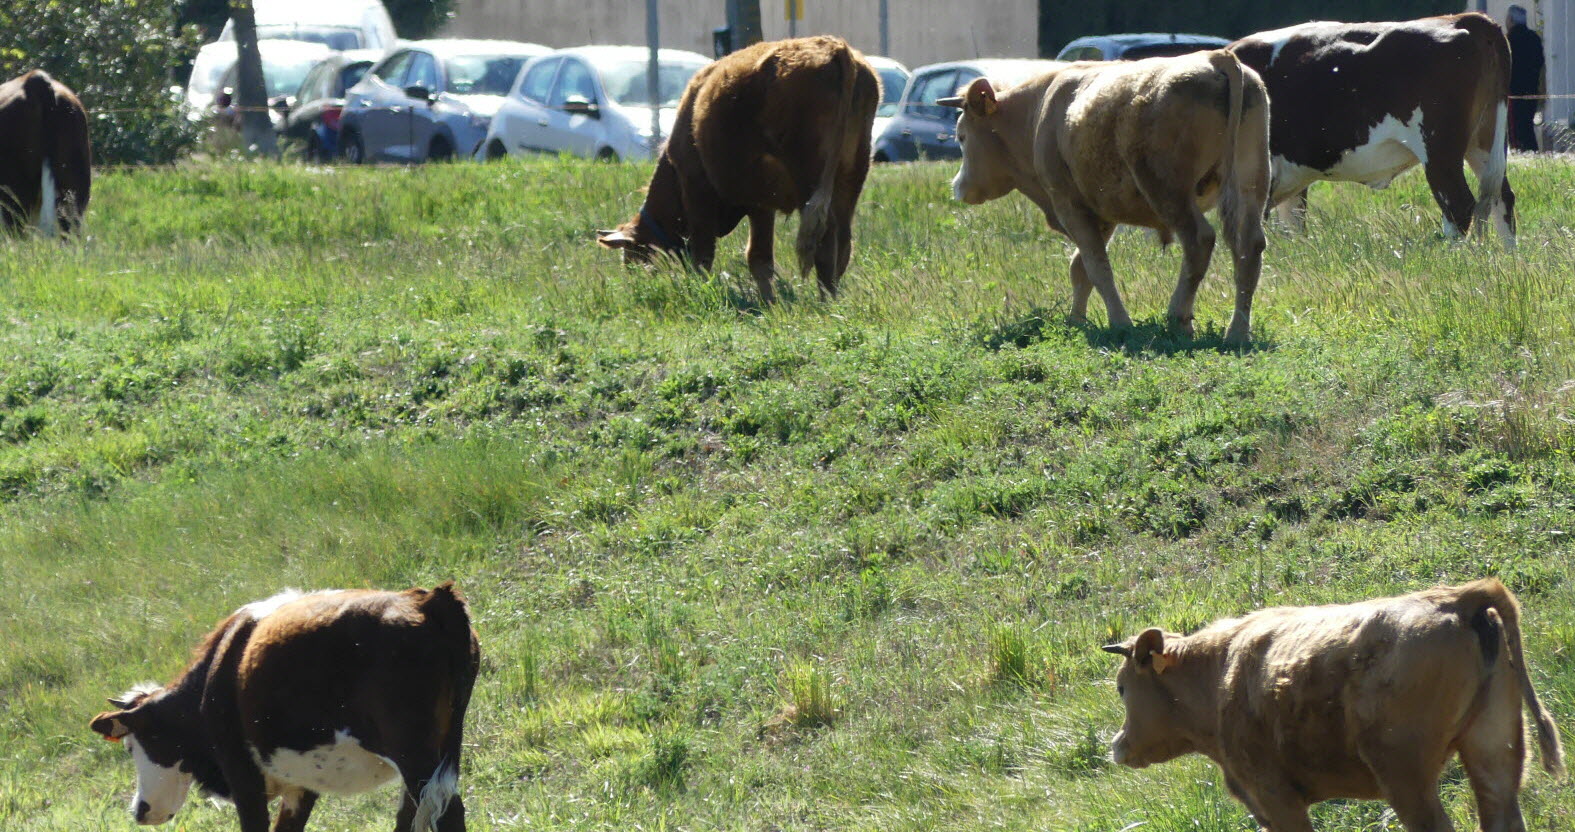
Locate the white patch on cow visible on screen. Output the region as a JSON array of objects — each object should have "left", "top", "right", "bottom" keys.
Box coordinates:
[
  {"left": 126, "top": 735, "right": 194, "bottom": 825},
  {"left": 36, "top": 161, "right": 58, "bottom": 237},
  {"left": 238, "top": 589, "right": 344, "bottom": 621},
  {"left": 1245, "top": 21, "right": 1341, "bottom": 68},
  {"left": 253, "top": 729, "right": 401, "bottom": 796},
  {"left": 412, "top": 761, "right": 459, "bottom": 832},
  {"left": 1442, "top": 217, "right": 1462, "bottom": 239},
  {"left": 1273, "top": 107, "right": 1428, "bottom": 205}
]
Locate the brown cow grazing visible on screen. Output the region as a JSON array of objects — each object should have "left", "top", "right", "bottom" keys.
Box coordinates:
[
  {"left": 597, "top": 36, "right": 880, "bottom": 302},
  {"left": 941, "top": 50, "right": 1270, "bottom": 345},
  {"left": 90, "top": 584, "right": 480, "bottom": 832},
  {"left": 0, "top": 70, "right": 91, "bottom": 235},
  {"left": 1105, "top": 578, "right": 1563, "bottom": 832},
  {"left": 1229, "top": 14, "right": 1515, "bottom": 247}
]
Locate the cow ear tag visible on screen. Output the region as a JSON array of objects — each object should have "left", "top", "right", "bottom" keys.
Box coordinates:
[{"left": 1151, "top": 651, "right": 1179, "bottom": 674}]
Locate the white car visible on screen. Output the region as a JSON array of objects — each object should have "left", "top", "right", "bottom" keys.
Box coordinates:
[
  {"left": 216, "top": 0, "right": 397, "bottom": 53},
  {"left": 186, "top": 39, "right": 333, "bottom": 121},
  {"left": 478, "top": 45, "right": 711, "bottom": 162},
  {"left": 866, "top": 55, "right": 910, "bottom": 146}
]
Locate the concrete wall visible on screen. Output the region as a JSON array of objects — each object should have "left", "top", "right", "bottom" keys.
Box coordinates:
[{"left": 442, "top": 0, "right": 1040, "bottom": 68}]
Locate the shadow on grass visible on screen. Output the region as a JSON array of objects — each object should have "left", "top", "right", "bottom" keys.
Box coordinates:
[{"left": 972, "top": 306, "right": 1277, "bottom": 357}]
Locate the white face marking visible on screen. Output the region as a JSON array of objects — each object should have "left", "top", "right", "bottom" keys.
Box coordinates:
[
  {"left": 253, "top": 730, "right": 401, "bottom": 796},
  {"left": 126, "top": 736, "right": 193, "bottom": 825},
  {"left": 238, "top": 589, "right": 345, "bottom": 621}
]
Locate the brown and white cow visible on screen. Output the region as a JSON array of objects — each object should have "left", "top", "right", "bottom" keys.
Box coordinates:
[
  {"left": 90, "top": 584, "right": 480, "bottom": 832},
  {"left": 1105, "top": 578, "right": 1563, "bottom": 832},
  {"left": 0, "top": 70, "right": 91, "bottom": 235},
  {"left": 1229, "top": 14, "right": 1515, "bottom": 246},
  {"left": 597, "top": 36, "right": 880, "bottom": 302},
  {"left": 941, "top": 51, "right": 1270, "bottom": 345}
]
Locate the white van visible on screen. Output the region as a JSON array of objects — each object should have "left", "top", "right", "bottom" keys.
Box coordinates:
[{"left": 218, "top": 0, "right": 397, "bottom": 54}]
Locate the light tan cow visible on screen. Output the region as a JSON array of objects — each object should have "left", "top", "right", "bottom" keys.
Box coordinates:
[
  {"left": 940, "top": 51, "right": 1269, "bottom": 345},
  {"left": 1105, "top": 578, "right": 1563, "bottom": 832}
]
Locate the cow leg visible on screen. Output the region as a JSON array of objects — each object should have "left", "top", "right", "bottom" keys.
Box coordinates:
[
  {"left": 1232, "top": 779, "right": 1317, "bottom": 832},
  {"left": 812, "top": 218, "right": 839, "bottom": 299},
  {"left": 1457, "top": 669, "right": 1529, "bottom": 832},
  {"left": 1465, "top": 148, "right": 1517, "bottom": 249},
  {"left": 224, "top": 772, "right": 275, "bottom": 832},
  {"left": 1058, "top": 212, "right": 1125, "bottom": 329},
  {"left": 1161, "top": 208, "right": 1216, "bottom": 339},
  {"left": 1361, "top": 743, "right": 1456, "bottom": 832},
  {"left": 273, "top": 788, "right": 318, "bottom": 832},
  {"left": 745, "top": 209, "right": 777, "bottom": 303},
  {"left": 1424, "top": 159, "right": 1477, "bottom": 240},
  {"left": 1274, "top": 189, "right": 1309, "bottom": 233}
]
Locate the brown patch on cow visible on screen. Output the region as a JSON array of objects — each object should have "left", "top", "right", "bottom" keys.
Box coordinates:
[
  {"left": 0, "top": 70, "right": 91, "bottom": 234},
  {"left": 597, "top": 36, "right": 881, "bottom": 303},
  {"left": 1107, "top": 578, "right": 1563, "bottom": 830}
]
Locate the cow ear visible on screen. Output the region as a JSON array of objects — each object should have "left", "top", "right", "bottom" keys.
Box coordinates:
[
  {"left": 598, "top": 229, "right": 636, "bottom": 249},
  {"left": 1131, "top": 628, "right": 1165, "bottom": 665},
  {"left": 90, "top": 711, "right": 131, "bottom": 742},
  {"left": 963, "top": 77, "right": 998, "bottom": 117}
]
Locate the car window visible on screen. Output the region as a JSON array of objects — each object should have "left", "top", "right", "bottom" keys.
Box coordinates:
[
  {"left": 405, "top": 52, "right": 440, "bottom": 93},
  {"left": 446, "top": 56, "right": 527, "bottom": 95},
  {"left": 907, "top": 69, "right": 958, "bottom": 117},
  {"left": 876, "top": 67, "right": 908, "bottom": 117},
  {"left": 374, "top": 51, "right": 413, "bottom": 85},
  {"left": 295, "top": 63, "right": 325, "bottom": 102},
  {"left": 256, "top": 24, "right": 363, "bottom": 51},
  {"left": 600, "top": 59, "right": 704, "bottom": 107},
  {"left": 519, "top": 57, "right": 561, "bottom": 103},
  {"left": 339, "top": 62, "right": 372, "bottom": 95},
  {"left": 1059, "top": 46, "right": 1105, "bottom": 61},
  {"left": 550, "top": 59, "right": 600, "bottom": 107},
  {"left": 1120, "top": 43, "right": 1216, "bottom": 60}
]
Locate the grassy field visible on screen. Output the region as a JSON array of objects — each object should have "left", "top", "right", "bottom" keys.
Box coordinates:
[{"left": 1, "top": 155, "right": 1573, "bottom": 832}]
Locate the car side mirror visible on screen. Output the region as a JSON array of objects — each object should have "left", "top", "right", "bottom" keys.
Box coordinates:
[
  {"left": 404, "top": 84, "right": 435, "bottom": 103},
  {"left": 562, "top": 97, "right": 600, "bottom": 118}
]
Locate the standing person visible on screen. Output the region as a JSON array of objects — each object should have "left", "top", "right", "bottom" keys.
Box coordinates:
[{"left": 1506, "top": 4, "right": 1545, "bottom": 152}]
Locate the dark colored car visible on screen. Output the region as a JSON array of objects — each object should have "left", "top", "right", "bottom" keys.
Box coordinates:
[
  {"left": 872, "top": 59, "right": 1057, "bottom": 163},
  {"left": 279, "top": 50, "right": 381, "bottom": 160},
  {"left": 339, "top": 39, "right": 548, "bottom": 163},
  {"left": 1054, "top": 33, "right": 1230, "bottom": 61}
]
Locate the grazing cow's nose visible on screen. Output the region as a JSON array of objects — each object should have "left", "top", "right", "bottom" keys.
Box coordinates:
[
  {"left": 135, "top": 800, "right": 151, "bottom": 823},
  {"left": 1110, "top": 732, "right": 1131, "bottom": 767}
]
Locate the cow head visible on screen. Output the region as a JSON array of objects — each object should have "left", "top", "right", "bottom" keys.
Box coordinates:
[
  {"left": 939, "top": 78, "right": 1018, "bottom": 206},
  {"left": 90, "top": 684, "right": 195, "bottom": 825},
  {"left": 1102, "top": 628, "right": 1198, "bottom": 768},
  {"left": 596, "top": 219, "right": 666, "bottom": 265}
]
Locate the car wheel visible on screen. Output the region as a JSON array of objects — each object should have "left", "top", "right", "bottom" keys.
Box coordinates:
[
  {"left": 343, "top": 131, "right": 365, "bottom": 164},
  {"left": 873, "top": 150, "right": 890, "bottom": 163},
  {"left": 595, "top": 147, "right": 619, "bottom": 163},
  {"left": 486, "top": 139, "right": 507, "bottom": 161},
  {"left": 304, "top": 133, "right": 322, "bottom": 163},
  {"left": 428, "top": 137, "right": 453, "bottom": 163}
]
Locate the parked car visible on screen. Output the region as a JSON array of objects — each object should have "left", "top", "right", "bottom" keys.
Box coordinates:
[
  {"left": 340, "top": 39, "right": 550, "bottom": 163},
  {"left": 1054, "top": 33, "right": 1229, "bottom": 61},
  {"left": 216, "top": 0, "right": 397, "bottom": 53},
  {"left": 866, "top": 55, "right": 910, "bottom": 146},
  {"left": 478, "top": 45, "right": 710, "bottom": 162},
  {"left": 278, "top": 50, "right": 382, "bottom": 159},
  {"left": 872, "top": 59, "right": 1057, "bottom": 162},
  {"left": 187, "top": 39, "right": 333, "bottom": 125}
]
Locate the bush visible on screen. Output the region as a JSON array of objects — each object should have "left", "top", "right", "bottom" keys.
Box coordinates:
[{"left": 0, "top": 1, "right": 200, "bottom": 164}]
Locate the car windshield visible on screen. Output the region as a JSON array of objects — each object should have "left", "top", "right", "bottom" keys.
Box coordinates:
[
  {"left": 239, "top": 55, "right": 325, "bottom": 98},
  {"left": 445, "top": 55, "right": 528, "bottom": 95},
  {"left": 1120, "top": 43, "right": 1220, "bottom": 60},
  {"left": 599, "top": 59, "right": 704, "bottom": 108},
  {"left": 876, "top": 68, "right": 907, "bottom": 117},
  {"left": 256, "top": 24, "right": 364, "bottom": 50}
]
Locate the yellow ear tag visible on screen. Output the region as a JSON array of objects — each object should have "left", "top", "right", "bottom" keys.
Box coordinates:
[
  {"left": 1151, "top": 653, "right": 1178, "bottom": 674},
  {"left": 104, "top": 734, "right": 123, "bottom": 743}
]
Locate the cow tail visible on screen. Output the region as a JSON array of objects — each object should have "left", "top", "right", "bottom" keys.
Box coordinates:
[
  {"left": 1464, "top": 579, "right": 1565, "bottom": 776},
  {"left": 413, "top": 582, "right": 479, "bottom": 831},
  {"left": 1207, "top": 50, "right": 1248, "bottom": 249},
  {"left": 23, "top": 72, "right": 60, "bottom": 235},
  {"left": 796, "top": 43, "right": 856, "bottom": 278}
]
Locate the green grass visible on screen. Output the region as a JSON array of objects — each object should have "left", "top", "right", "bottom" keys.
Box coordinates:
[{"left": 1, "top": 155, "right": 1573, "bottom": 831}]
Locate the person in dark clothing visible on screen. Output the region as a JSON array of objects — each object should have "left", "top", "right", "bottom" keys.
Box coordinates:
[{"left": 1506, "top": 5, "right": 1545, "bottom": 152}]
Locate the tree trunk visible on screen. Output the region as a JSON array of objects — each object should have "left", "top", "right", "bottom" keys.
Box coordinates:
[{"left": 229, "top": 0, "right": 277, "bottom": 156}]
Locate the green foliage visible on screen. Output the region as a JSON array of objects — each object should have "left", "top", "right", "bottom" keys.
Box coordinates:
[
  {"left": 387, "top": 0, "right": 459, "bottom": 39},
  {"left": 0, "top": 1, "right": 200, "bottom": 164}
]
